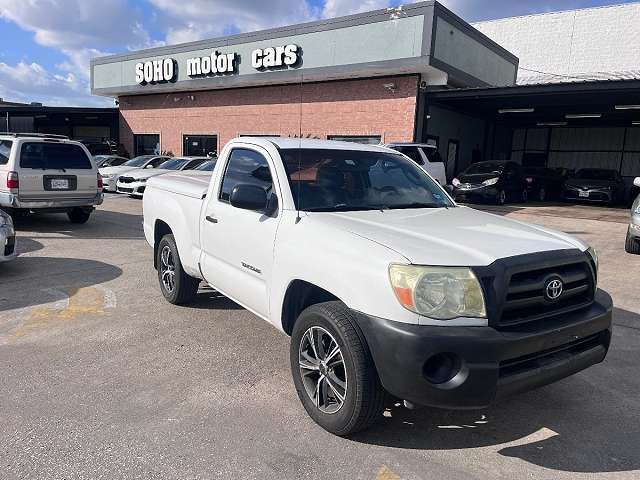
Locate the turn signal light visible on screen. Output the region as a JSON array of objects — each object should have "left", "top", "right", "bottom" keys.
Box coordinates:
[
  {"left": 97, "top": 173, "right": 104, "bottom": 189},
  {"left": 7, "top": 171, "right": 19, "bottom": 189}
]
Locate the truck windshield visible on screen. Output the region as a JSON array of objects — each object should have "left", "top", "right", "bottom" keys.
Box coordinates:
[
  {"left": 20, "top": 142, "right": 92, "bottom": 170},
  {"left": 280, "top": 148, "right": 453, "bottom": 211}
]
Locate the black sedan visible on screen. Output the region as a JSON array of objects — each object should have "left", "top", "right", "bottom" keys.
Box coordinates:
[
  {"left": 452, "top": 161, "right": 528, "bottom": 205},
  {"left": 562, "top": 168, "right": 625, "bottom": 205}
]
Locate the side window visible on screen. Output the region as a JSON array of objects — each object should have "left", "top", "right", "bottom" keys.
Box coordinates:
[
  {"left": 219, "top": 149, "right": 273, "bottom": 203},
  {"left": 394, "top": 146, "right": 424, "bottom": 165},
  {"left": 0, "top": 140, "right": 12, "bottom": 165},
  {"left": 420, "top": 147, "right": 442, "bottom": 163}
]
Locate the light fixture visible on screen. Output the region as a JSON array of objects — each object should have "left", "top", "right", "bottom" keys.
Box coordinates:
[
  {"left": 498, "top": 108, "right": 535, "bottom": 114},
  {"left": 615, "top": 105, "right": 640, "bottom": 110},
  {"left": 537, "top": 121, "right": 567, "bottom": 126},
  {"left": 565, "top": 113, "right": 602, "bottom": 119}
]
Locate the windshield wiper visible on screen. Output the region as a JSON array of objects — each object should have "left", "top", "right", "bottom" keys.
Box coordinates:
[
  {"left": 385, "top": 202, "right": 447, "bottom": 210},
  {"left": 303, "top": 204, "right": 380, "bottom": 212}
]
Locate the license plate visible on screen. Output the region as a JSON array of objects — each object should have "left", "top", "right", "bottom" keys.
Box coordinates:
[
  {"left": 50, "top": 179, "right": 69, "bottom": 190},
  {"left": 578, "top": 191, "right": 590, "bottom": 198}
]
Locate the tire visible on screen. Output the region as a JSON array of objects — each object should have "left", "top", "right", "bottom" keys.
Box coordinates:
[
  {"left": 496, "top": 189, "right": 506, "bottom": 205},
  {"left": 156, "top": 234, "right": 200, "bottom": 304},
  {"left": 290, "top": 301, "right": 385, "bottom": 436},
  {"left": 521, "top": 189, "right": 528, "bottom": 203},
  {"left": 67, "top": 208, "right": 91, "bottom": 224},
  {"left": 625, "top": 228, "right": 640, "bottom": 255}
]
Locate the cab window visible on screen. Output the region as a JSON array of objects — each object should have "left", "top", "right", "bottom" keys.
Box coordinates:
[{"left": 219, "top": 149, "right": 273, "bottom": 202}]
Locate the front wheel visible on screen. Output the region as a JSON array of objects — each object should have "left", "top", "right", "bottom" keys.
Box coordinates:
[
  {"left": 496, "top": 189, "right": 507, "bottom": 205},
  {"left": 156, "top": 234, "right": 200, "bottom": 304},
  {"left": 625, "top": 228, "right": 640, "bottom": 254},
  {"left": 290, "top": 301, "right": 385, "bottom": 436}
]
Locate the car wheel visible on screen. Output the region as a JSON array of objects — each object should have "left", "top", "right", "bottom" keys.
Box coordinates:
[
  {"left": 290, "top": 301, "right": 385, "bottom": 436},
  {"left": 157, "top": 234, "right": 200, "bottom": 304},
  {"left": 625, "top": 228, "right": 640, "bottom": 254},
  {"left": 538, "top": 188, "right": 546, "bottom": 202},
  {"left": 67, "top": 208, "right": 91, "bottom": 224},
  {"left": 497, "top": 190, "right": 506, "bottom": 205},
  {"left": 521, "top": 189, "right": 528, "bottom": 203}
]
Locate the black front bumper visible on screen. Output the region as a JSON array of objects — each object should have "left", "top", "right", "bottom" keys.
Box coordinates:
[
  {"left": 453, "top": 186, "right": 498, "bottom": 203},
  {"left": 353, "top": 290, "right": 612, "bottom": 409}
]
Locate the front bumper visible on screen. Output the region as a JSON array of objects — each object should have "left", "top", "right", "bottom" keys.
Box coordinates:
[
  {"left": 0, "top": 191, "right": 103, "bottom": 209},
  {"left": 563, "top": 187, "right": 612, "bottom": 203},
  {"left": 353, "top": 289, "right": 612, "bottom": 409},
  {"left": 0, "top": 226, "right": 17, "bottom": 262},
  {"left": 453, "top": 186, "right": 498, "bottom": 203},
  {"left": 116, "top": 181, "right": 146, "bottom": 196}
]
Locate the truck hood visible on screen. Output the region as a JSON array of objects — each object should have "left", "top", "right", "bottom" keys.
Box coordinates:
[{"left": 309, "top": 206, "right": 586, "bottom": 266}]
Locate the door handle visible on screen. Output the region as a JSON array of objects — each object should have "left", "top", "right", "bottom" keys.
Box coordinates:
[{"left": 205, "top": 215, "right": 218, "bottom": 224}]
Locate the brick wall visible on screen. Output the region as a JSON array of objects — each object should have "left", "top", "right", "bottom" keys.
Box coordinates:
[{"left": 118, "top": 75, "right": 419, "bottom": 156}]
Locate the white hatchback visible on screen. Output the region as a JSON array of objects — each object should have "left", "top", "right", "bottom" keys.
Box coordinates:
[{"left": 0, "top": 133, "right": 103, "bottom": 224}]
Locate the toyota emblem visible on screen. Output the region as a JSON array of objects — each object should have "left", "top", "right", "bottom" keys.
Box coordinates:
[{"left": 545, "top": 278, "right": 564, "bottom": 301}]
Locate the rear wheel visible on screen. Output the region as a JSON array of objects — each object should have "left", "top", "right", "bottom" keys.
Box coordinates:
[
  {"left": 496, "top": 189, "right": 507, "bottom": 205},
  {"left": 521, "top": 189, "right": 528, "bottom": 203},
  {"left": 290, "top": 301, "right": 385, "bottom": 436},
  {"left": 538, "top": 187, "right": 547, "bottom": 202},
  {"left": 625, "top": 228, "right": 640, "bottom": 254},
  {"left": 67, "top": 208, "right": 91, "bottom": 224},
  {"left": 156, "top": 234, "right": 200, "bottom": 304}
]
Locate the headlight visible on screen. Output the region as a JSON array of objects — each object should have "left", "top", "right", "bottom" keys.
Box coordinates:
[
  {"left": 389, "top": 264, "right": 486, "bottom": 320},
  {"left": 452, "top": 178, "right": 461, "bottom": 187},
  {"left": 482, "top": 177, "right": 499, "bottom": 186},
  {"left": 586, "top": 247, "right": 598, "bottom": 276}
]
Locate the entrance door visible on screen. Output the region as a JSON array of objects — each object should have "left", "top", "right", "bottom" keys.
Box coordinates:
[
  {"left": 183, "top": 135, "right": 218, "bottom": 157},
  {"left": 447, "top": 139, "right": 459, "bottom": 181},
  {"left": 199, "top": 145, "right": 281, "bottom": 318}
]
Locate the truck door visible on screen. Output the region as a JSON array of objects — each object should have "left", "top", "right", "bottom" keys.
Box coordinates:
[{"left": 199, "top": 145, "right": 281, "bottom": 318}]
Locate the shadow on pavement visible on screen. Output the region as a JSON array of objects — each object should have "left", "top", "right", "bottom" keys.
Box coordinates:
[
  {"left": 350, "top": 307, "right": 640, "bottom": 474},
  {"left": 15, "top": 237, "right": 44, "bottom": 255},
  {"left": 185, "top": 285, "right": 244, "bottom": 311},
  {"left": 0, "top": 257, "right": 122, "bottom": 312}
]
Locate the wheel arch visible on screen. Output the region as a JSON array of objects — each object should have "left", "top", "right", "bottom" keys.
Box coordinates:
[
  {"left": 280, "top": 280, "right": 343, "bottom": 336},
  {"left": 153, "top": 219, "right": 173, "bottom": 270}
]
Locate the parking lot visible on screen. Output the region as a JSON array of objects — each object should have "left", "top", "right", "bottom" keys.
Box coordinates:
[{"left": 1, "top": 195, "right": 639, "bottom": 480}]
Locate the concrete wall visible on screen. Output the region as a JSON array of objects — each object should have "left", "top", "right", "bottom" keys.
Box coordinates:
[
  {"left": 474, "top": 3, "right": 640, "bottom": 84},
  {"left": 119, "top": 75, "right": 419, "bottom": 155}
]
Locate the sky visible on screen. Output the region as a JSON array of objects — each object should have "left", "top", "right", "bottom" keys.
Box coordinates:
[{"left": 0, "top": 0, "right": 636, "bottom": 107}]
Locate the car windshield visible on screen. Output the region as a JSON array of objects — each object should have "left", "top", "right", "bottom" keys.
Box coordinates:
[
  {"left": 158, "top": 159, "right": 190, "bottom": 170},
  {"left": 123, "top": 156, "right": 155, "bottom": 167},
  {"left": 20, "top": 142, "right": 92, "bottom": 170},
  {"left": 464, "top": 162, "right": 506, "bottom": 175},
  {"left": 195, "top": 160, "right": 216, "bottom": 171},
  {"left": 574, "top": 169, "right": 616, "bottom": 180},
  {"left": 280, "top": 148, "right": 454, "bottom": 212}
]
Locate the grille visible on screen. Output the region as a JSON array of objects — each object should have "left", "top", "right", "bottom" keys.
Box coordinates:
[
  {"left": 118, "top": 176, "right": 135, "bottom": 184},
  {"left": 118, "top": 187, "right": 133, "bottom": 193},
  {"left": 498, "top": 259, "right": 595, "bottom": 328},
  {"left": 4, "top": 235, "right": 15, "bottom": 256}
]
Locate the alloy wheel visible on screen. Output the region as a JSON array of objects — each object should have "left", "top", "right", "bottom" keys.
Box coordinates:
[
  {"left": 160, "top": 245, "right": 176, "bottom": 294},
  {"left": 298, "top": 326, "right": 347, "bottom": 414}
]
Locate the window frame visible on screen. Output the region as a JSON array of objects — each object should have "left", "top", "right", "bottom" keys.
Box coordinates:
[{"left": 218, "top": 147, "right": 276, "bottom": 205}]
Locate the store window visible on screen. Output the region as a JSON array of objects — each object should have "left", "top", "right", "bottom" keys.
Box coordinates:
[
  {"left": 327, "top": 135, "right": 381, "bottom": 145},
  {"left": 134, "top": 134, "right": 160, "bottom": 156},
  {"left": 183, "top": 135, "right": 218, "bottom": 157},
  {"left": 219, "top": 148, "right": 273, "bottom": 203}
]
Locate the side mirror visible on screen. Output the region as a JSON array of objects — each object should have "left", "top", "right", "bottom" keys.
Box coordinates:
[
  {"left": 634, "top": 177, "right": 640, "bottom": 188},
  {"left": 145, "top": 164, "right": 153, "bottom": 169},
  {"left": 230, "top": 184, "right": 268, "bottom": 211}
]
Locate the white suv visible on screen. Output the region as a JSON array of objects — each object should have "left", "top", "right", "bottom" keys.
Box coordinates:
[
  {"left": 385, "top": 143, "right": 447, "bottom": 185},
  {"left": 0, "top": 133, "right": 103, "bottom": 224}
]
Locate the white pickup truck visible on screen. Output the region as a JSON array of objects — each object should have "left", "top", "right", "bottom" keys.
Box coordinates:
[{"left": 143, "top": 138, "right": 612, "bottom": 436}]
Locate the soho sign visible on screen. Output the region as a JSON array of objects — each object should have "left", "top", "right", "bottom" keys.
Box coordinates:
[{"left": 135, "top": 44, "right": 300, "bottom": 85}]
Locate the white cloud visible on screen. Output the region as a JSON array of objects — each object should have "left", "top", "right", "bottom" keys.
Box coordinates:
[
  {"left": 322, "top": 0, "right": 390, "bottom": 18},
  {"left": 0, "top": 61, "right": 110, "bottom": 106}
]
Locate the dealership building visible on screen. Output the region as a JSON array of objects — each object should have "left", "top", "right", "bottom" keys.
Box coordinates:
[{"left": 91, "top": 1, "right": 640, "bottom": 192}]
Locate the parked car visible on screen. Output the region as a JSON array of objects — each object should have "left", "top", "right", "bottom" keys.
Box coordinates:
[
  {"left": 0, "top": 133, "right": 103, "bottom": 224},
  {"left": 452, "top": 160, "right": 527, "bottom": 205},
  {"left": 143, "top": 137, "right": 611, "bottom": 436},
  {"left": 384, "top": 143, "right": 447, "bottom": 185},
  {"left": 192, "top": 159, "right": 217, "bottom": 172},
  {"left": 0, "top": 208, "right": 17, "bottom": 263},
  {"left": 99, "top": 155, "right": 170, "bottom": 192},
  {"left": 523, "top": 166, "right": 565, "bottom": 202},
  {"left": 625, "top": 177, "right": 640, "bottom": 254},
  {"left": 562, "top": 168, "right": 626, "bottom": 205},
  {"left": 93, "top": 155, "right": 129, "bottom": 168},
  {"left": 116, "top": 157, "right": 208, "bottom": 197}
]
